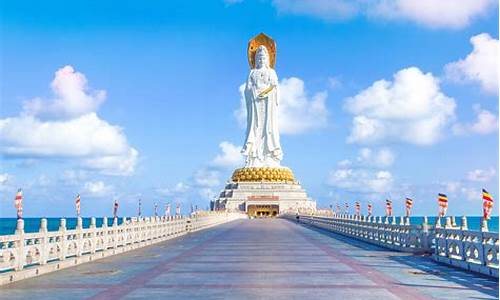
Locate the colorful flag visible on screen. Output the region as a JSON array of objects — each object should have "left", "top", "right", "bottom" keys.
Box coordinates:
[
  {"left": 367, "top": 202, "right": 373, "bottom": 216},
  {"left": 385, "top": 199, "right": 393, "bottom": 216},
  {"left": 190, "top": 203, "right": 194, "bottom": 214},
  {"left": 154, "top": 203, "right": 158, "bottom": 217},
  {"left": 482, "top": 189, "right": 494, "bottom": 220},
  {"left": 345, "top": 202, "right": 349, "bottom": 214},
  {"left": 336, "top": 203, "right": 340, "bottom": 214},
  {"left": 113, "top": 200, "right": 119, "bottom": 218},
  {"left": 175, "top": 202, "right": 181, "bottom": 216},
  {"left": 75, "top": 194, "right": 81, "bottom": 217},
  {"left": 405, "top": 198, "right": 413, "bottom": 217},
  {"left": 14, "top": 188, "right": 23, "bottom": 219},
  {"left": 355, "top": 201, "right": 360, "bottom": 216},
  {"left": 138, "top": 199, "right": 142, "bottom": 217},
  {"left": 438, "top": 193, "right": 448, "bottom": 217},
  {"left": 165, "top": 203, "right": 171, "bottom": 216}
]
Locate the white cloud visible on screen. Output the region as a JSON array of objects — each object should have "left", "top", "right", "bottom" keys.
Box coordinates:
[
  {"left": 83, "top": 181, "right": 114, "bottom": 197},
  {"left": 23, "top": 65, "right": 105, "bottom": 119},
  {"left": 466, "top": 168, "right": 496, "bottom": 182},
  {"left": 156, "top": 182, "right": 190, "bottom": 197},
  {"left": 235, "top": 77, "right": 328, "bottom": 135},
  {"left": 344, "top": 67, "right": 456, "bottom": 145},
  {"left": 271, "top": 0, "right": 496, "bottom": 29},
  {"left": 211, "top": 141, "right": 244, "bottom": 169},
  {"left": 445, "top": 33, "right": 499, "bottom": 94},
  {"left": 357, "top": 148, "right": 395, "bottom": 168},
  {"left": 194, "top": 168, "right": 221, "bottom": 188},
  {"left": 453, "top": 106, "right": 498, "bottom": 135},
  {"left": 327, "top": 168, "right": 393, "bottom": 194},
  {"left": 442, "top": 181, "right": 482, "bottom": 201},
  {"left": 372, "top": 0, "right": 496, "bottom": 29},
  {"left": 1, "top": 66, "right": 138, "bottom": 176},
  {"left": 0, "top": 173, "right": 12, "bottom": 191}
]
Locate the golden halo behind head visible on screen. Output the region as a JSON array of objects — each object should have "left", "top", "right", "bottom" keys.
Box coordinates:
[{"left": 248, "top": 33, "right": 276, "bottom": 69}]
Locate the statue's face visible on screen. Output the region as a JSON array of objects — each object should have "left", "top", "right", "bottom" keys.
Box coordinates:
[{"left": 256, "top": 47, "right": 269, "bottom": 68}]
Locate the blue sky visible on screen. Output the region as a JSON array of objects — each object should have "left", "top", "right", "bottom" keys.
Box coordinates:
[{"left": 1, "top": 0, "right": 498, "bottom": 218}]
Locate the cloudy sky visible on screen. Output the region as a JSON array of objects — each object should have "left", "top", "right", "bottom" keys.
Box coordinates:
[{"left": 1, "top": 0, "right": 498, "bottom": 217}]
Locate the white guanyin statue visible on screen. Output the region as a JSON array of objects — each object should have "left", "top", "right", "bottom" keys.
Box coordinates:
[{"left": 241, "top": 45, "right": 283, "bottom": 168}]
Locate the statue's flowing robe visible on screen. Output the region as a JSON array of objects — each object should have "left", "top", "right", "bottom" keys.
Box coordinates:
[{"left": 241, "top": 67, "right": 282, "bottom": 167}]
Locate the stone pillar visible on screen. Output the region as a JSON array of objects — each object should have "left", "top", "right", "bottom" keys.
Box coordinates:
[
  {"left": 15, "top": 219, "right": 25, "bottom": 271},
  {"left": 90, "top": 217, "right": 97, "bottom": 254},
  {"left": 391, "top": 216, "right": 396, "bottom": 225},
  {"left": 460, "top": 216, "right": 468, "bottom": 231},
  {"left": 58, "top": 218, "right": 67, "bottom": 261},
  {"left": 102, "top": 217, "right": 108, "bottom": 250},
  {"left": 112, "top": 217, "right": 118, "bottom": 249},
  {"left": 399, "top": 216, "right": 404, "bottom": 225},
  {"left": 39, "top": 218, "right": 48, "bottom": 265},
  {"left": 445, "top": 217, "right": 452, "bottom": 229},
  {"left": 405, "top": 216, "right": 410, "bottom": 226},
  {"left": 481, "top": 218, "right": 489, "bottom": 232},
  {"left": 451, "top": 216, "right": 457, "bottom": 228},
  {"left": 76, "top": 217, "right": 83, "bottom": 257},
  {"left": 435, "top": 217, "right": 442, "bottom": 229}
]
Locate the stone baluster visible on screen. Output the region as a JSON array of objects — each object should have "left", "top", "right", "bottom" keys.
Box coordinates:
[
  {"left": 121, "top": 217, "right": 127, "bottom": 246},
  {"left": 480, "top": 218, "right": 489, "bottom": 232},
  {"left": 399, "top": 216, "right": 404, "bottom": 226},
  {"left": 58, "top": 218, "right": 67, "bottom": 262},
  {"left": 112, "top": 217, "right": 118, "bottom": 249},
  {"left": 90, "top": 217, "right": 97, "bottom": 253},
  {"left": 39, "top": 218, "right": 48, "bottom": 265},
  {"left": 391, "top": 216, "right": 396, "bottom": 225},
  {"left": 76, "top": 217, "right": 83, "bottom": 257},
  {"left": 435, "top": 217, "right": 442, "bottom": 229},
  {"left": 451, "top": 216, "right": 457, "bottom": 228},
  {"left": 444, "top": 217, "right": 452, "bottom": 229},
  {"left": 405, "top": 216, "right": 410, "bottom": 226},
  {"left": 102, "top": 217, "right": 108, "bottom": 250},
  {"left": 460, "top": 216, "right": 468, "bottom": 231},
  {"left": 15, "top": 219, "right": 25, "bottom": 271}
]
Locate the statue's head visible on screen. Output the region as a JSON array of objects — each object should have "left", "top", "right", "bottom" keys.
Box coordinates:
[{"left": 255, "top": 45, "right": 269, "bottom": 68}]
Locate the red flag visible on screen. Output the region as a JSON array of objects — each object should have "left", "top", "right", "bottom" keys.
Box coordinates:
[
  {"left": 385, "top": 199, "right": 393, "bottom": 217},
  {"left": 482, "top": 189, "right": 494, "bottom": 220},
  {"left": 113, "top": 200, "right": 119, "bottom": 218},
  {"left": 367, "top": 203, "right": 373, "bottom": 216},
  {"left": 405, "top": 198, "right": 413, "bottom": 217},
  {"left": 438, "top": 193, "right": 448, "bottom": 217},
  {"left": 14, "top": 188, "right": 23, "bottom": 219},
  {"left": 355, "top": 201, "right": 360, "bottom": 216},
  {"left": 165, "top": 203, "right": 171, "bottom": 216},
  {"left": 75, "top": 194, "right": 81, "bottom": 217}
]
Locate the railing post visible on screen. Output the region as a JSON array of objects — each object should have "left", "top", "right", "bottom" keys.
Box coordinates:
[
  {"left": 15, "top": 219, "right": 25, "bottom": 271},
  {"left": 102, "top": 217, "right": 108, "bottom": 250},
  {"left": 481, "top": 218, "right": 489, "bottom": 232},
  {"left": 39, "top": 218, "right": 48, "bottom": 265},
  {"left": 112, "top": 217, "right": 118, "bottom": 249},
  {"left": 58, "top": 218, "right": 67, "bottom": 262},
  {"left": 76, "top": 217, "right": 83, "bottom": 257},
  {"left": 90, "top": 217, "right": 97, "bottom": 254},
  {"left": 460, "top": 216, "right": 468, "bottom": 231}
]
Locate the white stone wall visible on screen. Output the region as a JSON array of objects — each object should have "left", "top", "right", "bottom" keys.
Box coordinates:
[{"left": 0, "top": 212, "right": 246, "bottom": 285}]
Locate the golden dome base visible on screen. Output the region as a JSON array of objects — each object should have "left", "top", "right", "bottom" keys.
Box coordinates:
[{"left": 231, "top": 167, "right": 295, "bottom": 183}]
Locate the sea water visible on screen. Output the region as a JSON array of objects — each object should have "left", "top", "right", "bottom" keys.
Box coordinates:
[{"left": 0, "top": 216, "right": 497, "bottom": 236}]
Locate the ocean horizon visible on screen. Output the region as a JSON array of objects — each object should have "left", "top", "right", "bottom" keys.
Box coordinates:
[{"left": 0, "top": 216, "right": 497, "bottom": 236}]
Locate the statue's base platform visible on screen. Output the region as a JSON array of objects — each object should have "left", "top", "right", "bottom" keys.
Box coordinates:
[{"left": 213, "top": 172, "right": 316, "bottom": 217}]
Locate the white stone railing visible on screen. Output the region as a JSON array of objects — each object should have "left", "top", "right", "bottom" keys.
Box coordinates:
[
  {"left": 433, "top": 217, "right": 498, "bottom": 277},
  {"left": 286, "top": 214, "right": 498, "bottom": 278},
  {"left": 0, "top": 212, "right": 246, "bottom": 285}
]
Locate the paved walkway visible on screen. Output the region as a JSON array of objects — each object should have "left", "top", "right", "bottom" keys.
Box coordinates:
[{"left": 1, "top": 219, "right": 498, "bottom": 299}]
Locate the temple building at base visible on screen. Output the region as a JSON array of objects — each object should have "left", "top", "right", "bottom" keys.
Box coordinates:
[{"left": 212, "top": 167, "right": 316, "bottom": 217}]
